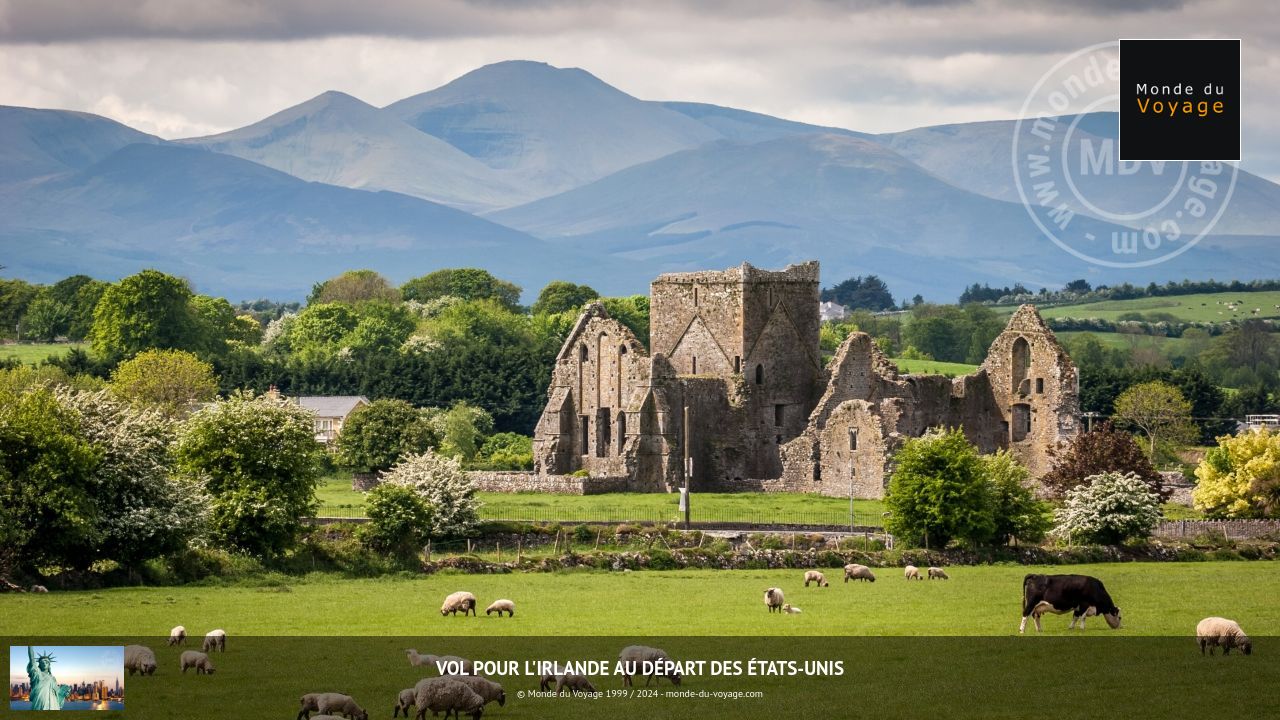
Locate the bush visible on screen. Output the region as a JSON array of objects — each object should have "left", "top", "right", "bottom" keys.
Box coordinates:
[
  {"left": 473, "top": 432, "right": 534, "bottom": 470},
  {"left": 360, "top": 484, "right": 433, "bottom": 558},
  {"left": 1053, "top": 472, "right": 1162, "bottom": 545},
  {"left": 983, "top": 450, "right": 1051, "bottom": 545},
  {"left": 379, "top": 451, "right": 481, "bottom": 539},
  {"left": 1193, "top": 429, "right": 1280, "bottom": 518},
  {"left": 1042, "top": 422, "right": 1164, "bottom": 498},
  {"left": 334, "top": 398, "right": 437, "bottom": 473},
  {"left": 885, "top": 429, "right": 994, "bottom": 547}
]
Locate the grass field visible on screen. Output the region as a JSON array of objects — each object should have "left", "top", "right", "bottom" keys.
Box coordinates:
[
  {"left": 1057, "top": 330, "right": 1193, "bottom": 354},
  {"left": 1009, "top": 291, "right": 1280, "bottom": 323},
  {"left": 0, "top": 341, "right": 85, "bottom": 364},
  {"left": 889, "top": 357, "right": 979, "bottom": 376},
  {"left": 5, "top": 564, "right": 1274, "bottom": 719}
]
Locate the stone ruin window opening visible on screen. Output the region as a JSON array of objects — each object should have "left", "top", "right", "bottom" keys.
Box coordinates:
[
  {"left": 1012, "top": 403, "right": 1031, "bottom": 442},
  {"left": 597, "top": 408, "right": 611, "bottom": 457},
  {"left": 734, "top": 356, "right": 741, "bottom": 373},
  {"left": 1012, "top": 336, "right": 1030, "bottom": 394},
  {"left": 580, "top": 344, "right": 589, "bottom": 362},
  {"left": 1036, "top": 378, "right": 1044, "bottom": 394},
  {"left": 849, "top": 428, "right": 858, "bottom": 451},
  {"left": 617, "top": 411, "right": 627, "bottom": 452},
  {"left": 579, "top": 415, "right": 590, "bottom": 455},
  {"left": 693, "top": 285, "right": 699, "bottom": 307},
  {"left": 692, "top": 355, "right": 698, "bottom": 374},
  {"left": 774, "top": 404, "right": 785, "bottom": 426},
  {"left": 755, "top": 363, "right": 764, "bottom": 385}
]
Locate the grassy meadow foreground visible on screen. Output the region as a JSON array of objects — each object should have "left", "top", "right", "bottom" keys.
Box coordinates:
[{"left": 4, "top": 562, "right": 1275, "bottom": 637}]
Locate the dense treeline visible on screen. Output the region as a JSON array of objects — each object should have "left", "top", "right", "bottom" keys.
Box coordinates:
[{"left": 961, "top": 277, "right": 1280, "bottom": 306}]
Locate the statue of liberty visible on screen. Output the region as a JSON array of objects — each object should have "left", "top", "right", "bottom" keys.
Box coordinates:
[{"left": 26, "top": 646, "right": 71, "bottom": 710}]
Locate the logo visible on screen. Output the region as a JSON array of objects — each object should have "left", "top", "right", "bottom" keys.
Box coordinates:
[{"left": 1012, "top": 41, "right": 1237, "bottom": 268}]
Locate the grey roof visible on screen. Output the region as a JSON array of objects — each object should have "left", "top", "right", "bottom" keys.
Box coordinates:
[{"left": 295, "top": 396, "right": 369, "bottom": 419}]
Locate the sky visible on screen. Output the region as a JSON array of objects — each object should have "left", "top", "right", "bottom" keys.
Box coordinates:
[
  {"left": 0, "top": 0, "right": 1276, "bottom": 178},
  {"left": 8, "top": 645, "right": 124, "bottom": 687}
]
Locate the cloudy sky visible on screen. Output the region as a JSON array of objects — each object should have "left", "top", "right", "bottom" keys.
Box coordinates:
[{"left": 2, "top": 0, "right": 1276, "bottom": 178}]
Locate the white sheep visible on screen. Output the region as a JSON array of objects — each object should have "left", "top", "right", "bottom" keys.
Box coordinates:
[
  {"left": 179, "top": 650, "right": 215, "bottom": 675},
  {"left": 412, "top": 678, "right": 486, "bottom": 720},
  {"left": 555, "top": 674, "right": 597, "bottom": 696},
  {"left": 297, "top": 692, "right": 369, "bottom": 720},
  {"left": 764, "top": 587, "right": 785, "bottom": 613},
  {"left": 782, "top": 604, "right": 802, "bottom": 614},
  {"left": 844, "top": 564, "right": 876, "bottom": 583},
  {"left": 618, "top": 645, "right": 682, "bottom": 687},
  {"left": 904, "top": 565, "right": 923, "bottom": 581},
  {"left": 485, "top": 599, "right": 515, "bottom": 617},
  {"left": 124, "top": 645, "right": 157, "bottom": 676},
  {"left": 202, "top": 629, "right": 226, "bottom": 653},
  {"left": 803, "top": 571, "right": 829, "bottom": 587},
  {"left": 393, "top": 688, "right": 417, "bottom": 718},
  {"left": 928, "top": 567, "right": 949, "bottom": 580},
  {"left": 405, "top": 650, "right": 475, "bottom": 675},
  {"left": 1196, "top": 617, "right": 1253, "bottom": 656},
  {"left": 441, "top": 591, "right": 478, "bottom": 617},
  {"left": 168, "top": 625, "right": 187, "bottom": 646},
  {"left": 30, "top": 585, "right": 48, "bottom": 593},
  {"left": 450, "top": 675, "right": 506, "bottom": 707}
]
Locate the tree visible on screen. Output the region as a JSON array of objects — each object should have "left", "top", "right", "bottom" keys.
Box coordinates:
[
  {"left": 820, "top": 275, "right": 895, "bottom": 311},
  {"left": 429, "top": 402, "right": 495, "bottom": 463},
  {"left": 174, "top": 391, "right": 321, "bottom": 557},
  {"left": 884, "top": 429, "right": 995, "bottom": 547},
  {"left": 334, "top": 399, "right": 438, "bottom": 473},
  {"left": 110, "top": 349, "right": 218, "bottom": 417},
  {"left": 378, "top": 451, "right": 481, "bottom": 538},
  {"left": 1064, "top": 279, "right": 1092, "bottom": 293},
  {"left": 90, "top": 269, "right": 197, "bottom": 359},
  {"left": 21, "top": 293, "right": 72, "bottom": 342},
  {"left": 1193, "top": 430, "right": 1280, "bottom": 518},
  {"left": 309, "top": 270, "right": 400, "bottom": 305},
  {"left": 1113, "top": 381, "right": 1198, "bottom": 458},
  {"left": 532, "top": 281, "right": 600, "bottom": 315},
  {"left": 983, "top": 450, "right": 1051, "bottom": 544},
  {"left": 285, "top": 303, "right": 358, "bottom": 354},
  {"left": 474, "top": 432, "right": 534, "bottom": 470},
  {"left": 1041, "top": 422, "right": 1164, "bottom": 498},
  {"left": 1053, "top": 472, "right": 1161, "bottom": 545},
  {"left": 600, "top": 295, "right": 650, "bottom": 348},
  {"left": 400, "top": 268, "right": 522, "bottom": 311},
  {"left": 0, "top": 278, "right": 38, "bottom": 341}
]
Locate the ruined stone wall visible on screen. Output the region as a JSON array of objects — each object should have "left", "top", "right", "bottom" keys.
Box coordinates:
[
  {"left": 467, "top": 471, "right": 629, "bottom": 495},
  {"left": 650, "top": 268, "right": 746, "bottom": 369}
]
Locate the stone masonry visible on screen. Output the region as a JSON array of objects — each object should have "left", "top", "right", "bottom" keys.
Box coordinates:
[{"left": 532, "top": 262, "right": 1079, "bottom": 498}]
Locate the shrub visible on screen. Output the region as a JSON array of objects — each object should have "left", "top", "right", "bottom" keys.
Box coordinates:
[
  {"left": 361, "top": 483, "right": 433, "bottom": 558},
  {"left": 109, "top": 349, "right": 218, "bottom": 417},
  {"left": 885, "top": 429, "right": 994, "bottom": 547},
  {"left": 983, "top": 450, "right": 1051, "bottom": 545},
  {"left": 1053, "top": 472, "right": 1162, "bottom": 545},
  {"left": 1042, "top": 422, "right": 1164, "bottom": 498},
  {"left": 1193, "top": 429, "right": 1280, "bottom": 518},
  {"left": 379, "top": 451, "right": 481, "bottom": 539},
  {"left": 473, "top": 432, "right": 534, "bottom": 470}
]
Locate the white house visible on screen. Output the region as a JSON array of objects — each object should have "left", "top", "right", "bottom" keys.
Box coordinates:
[{"left": 294, "top": 395, "right": 370, "bottom": 443}]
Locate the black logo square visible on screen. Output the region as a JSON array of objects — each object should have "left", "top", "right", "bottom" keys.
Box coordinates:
[{"left": 1120, "top": 39, "right": 1240, "bottom": 161}]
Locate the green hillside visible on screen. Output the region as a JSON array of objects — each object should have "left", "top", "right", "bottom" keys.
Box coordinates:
[
  {"left": 1001, "top": 291, "right": 1280, "bottom": 323},
  {"left": 891, "top": 357, "right": 979, "bottom": 376}
]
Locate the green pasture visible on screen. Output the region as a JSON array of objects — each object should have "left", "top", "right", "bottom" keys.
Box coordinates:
[
  {"left": 0, "top": 341, "right": 84, "bottom": 364},
  {"left": 1057, "top": 330, "right": 1194, "bottom": 353},
  {"left": 1008, "top": 291, "right": 1280, "bottom": 323},
  {"left": 889, "top": 357, "right": 980, "bottom": 376}
]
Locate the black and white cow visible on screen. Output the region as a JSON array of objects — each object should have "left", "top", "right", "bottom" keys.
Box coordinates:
[{"left": 1020, "top": 574, "right": 1122, "bottom": 633}]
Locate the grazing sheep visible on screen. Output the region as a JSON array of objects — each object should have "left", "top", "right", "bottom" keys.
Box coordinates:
[
  {"left": 764, "top": 587, "right": 785, "bottom": 613},
  {"left": 782, "top": 604, "right": 802, "bottom": 614},
  {"left": 124, "top": 645, "right": 157, "bottom": 676},
  {"left": 843, "top": 564, "right": 876, "bottom": 583},
  {"left": 298, "top": 692, "right": 369, "bottom": 720},
  {"left": 202, "top": 629, "right": 226, "bottom": 653},
  {"left": 30, "top": 585, "right": 48, "bottom": 593},
  {"left": 540, "top": 662, "right": 569, "bottom": 691},
  {"left": 904, "top": 565, "right": 923, "bottom": 581},
  {"left": 179, "top": 650, "right": 215, "bottom": 675},
  {"left": 168, "top": 625, "right": 187, "bottom": 646},
  {"left": 555, "top": 674, "right": 597, "bottom": 696},
  {"left": 485, "top": 599, "right": 515, "bottom": 617},
  {"left": 393, "top": 688, "right": 417, "bottom": 718},
  {"left": 803, "top": 571, "right": 829, "bottom": 587},
  {"left": 406, "top": 650, "right": 475, "bottom": 675},
  {"left": 441, "top": 591, "right": 478, "bottom": 617},
  {"left": 1196, "top": 617, "right": 1253, "bottom": 656},
  {"left": 413, "top": 678, "right": 485, "bottom": 720},
  {"left": 618, "top": 645, "right": 682, "bottom": 687},
  {"left": 450, "top": 676, "right": 506, "bottom": 707},
  {"left": 928, "top": 567, "right": 950, "bottom": 580}
]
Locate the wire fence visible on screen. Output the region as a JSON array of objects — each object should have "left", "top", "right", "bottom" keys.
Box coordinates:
[{"left": 312, "top": 504, "right": 887, "bottom": 530}]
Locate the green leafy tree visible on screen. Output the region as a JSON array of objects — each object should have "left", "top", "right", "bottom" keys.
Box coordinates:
[
  {"left": 532, "top": 281, "right": 600, "bottom": 315},
  {"left": 474, "top": 432, "right": 534, "bottom": 470},
  {"left": 309, "top": 269, "right": 400, "bottom": 305},
  {"left": 884, "top": 429, "right": 995, "bottom": 547},
  {"left": 21, "top": 293, "right": 72, "bottom": 342},
  {"left": 600, "top": 295, "right": 651, "bottom": 348},
  {"left": 335, "top": 399, "right": 438, "bottom": 473},
  {"left": 360, "top": 483, "right": 433, "bottom": 558},
  {"left": 1053, "top": 471, "right": 1161, "bottom": 544},
  {"left": 286, "top": 303, "right": 359, "bottom": 354},
  {"left": 820, "top": 275, "right": 895, "bottom": 311},
  {"left": 174, "top": 391, "right": 321, "bottom": 557},
  {"left": 1114, "top": 381, "right": 1198, "bottom": 458},
  {"left": 0, "top": 278, "right": 38, "bottom": 341},
  {"left": 1193, "top": 429, "right": 1280, "bottom": 518},
  {"left": 378, "top": 451, "right": 480, "bottom": 538},
  {"left": 109, "top": 349, "right": 218, "bottom": 417},
  {"left": 982, "top": 450, "right": 1051, "bottom": 544},
  {"left": 341, "top": 303, "right": 416, "bottom": 357},
  {"left": 1041, "top": 422, "right": 1164, "bottom": 498},
  {"left": 429, "top": 402, "right": 494, "bottom": 463},
  {"left": 401, "top": 268, "right": 522, "bottom": 311},
  {"left": 90, "top": 269, "right": 197, "bottom": 359}
]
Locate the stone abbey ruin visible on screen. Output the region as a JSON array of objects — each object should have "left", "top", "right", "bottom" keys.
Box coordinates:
[{"left": 531, "top": 262, "right": 1079, "bottom": 498}]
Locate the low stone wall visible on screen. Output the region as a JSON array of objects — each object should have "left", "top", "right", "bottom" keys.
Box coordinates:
[
  {"left": 1155, "top": 519, "right": 1280, "bottom": 540},
  {"left": 465, "top": 471, "right": 629, "bottom": 495}
]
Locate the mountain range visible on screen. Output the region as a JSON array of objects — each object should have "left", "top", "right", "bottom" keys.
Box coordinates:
[{"left": 2, "top": 60, "right": 1277, "bottom": 301}]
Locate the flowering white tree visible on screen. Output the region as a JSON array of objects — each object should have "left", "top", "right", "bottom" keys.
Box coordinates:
[
  {"left": 380, "top": 451, "right": 481, "bottom": 538},
  {"left": 1053, "top": 471, "right": 1162, "bottom": 545}
]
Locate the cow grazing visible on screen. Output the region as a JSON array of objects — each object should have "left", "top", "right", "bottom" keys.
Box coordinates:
[{"left": 1020, "top": 574, "right": 1121, "bottom": 634}]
